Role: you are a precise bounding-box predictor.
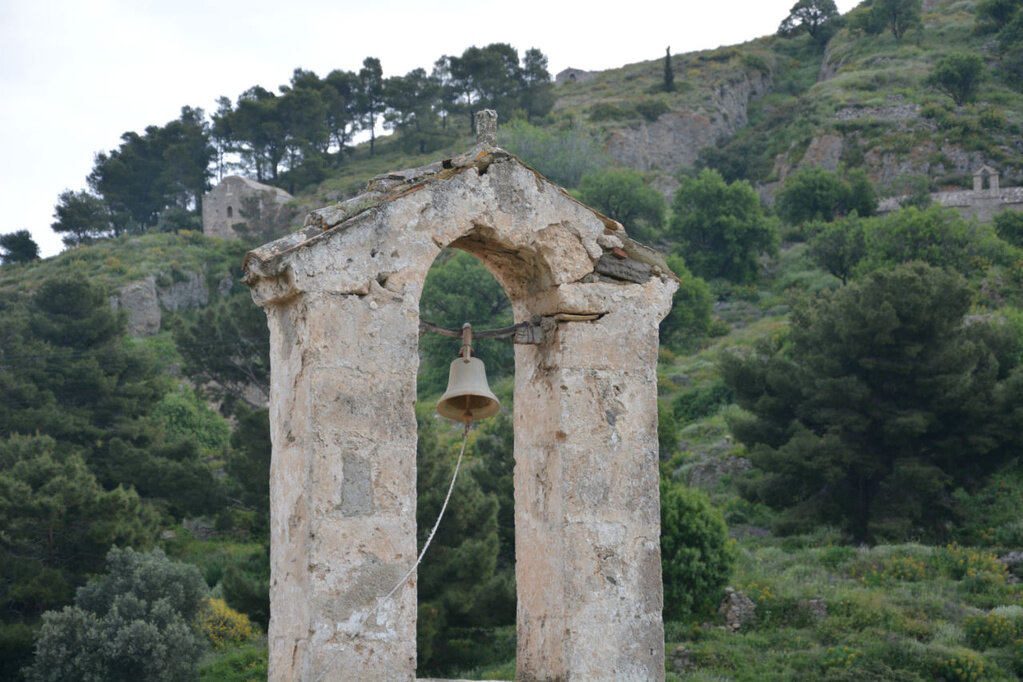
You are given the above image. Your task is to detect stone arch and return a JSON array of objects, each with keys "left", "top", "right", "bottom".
[
  {"left": 973, "top": 164, "right": 1000, "bottom": 192},
  {"left": 244, "top": 131, "right": 677, "bottom": 681}
]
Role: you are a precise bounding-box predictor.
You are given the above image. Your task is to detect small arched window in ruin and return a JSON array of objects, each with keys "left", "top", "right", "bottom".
[{"left": 227, "top": 205, "right": 233, "bottom": 219}]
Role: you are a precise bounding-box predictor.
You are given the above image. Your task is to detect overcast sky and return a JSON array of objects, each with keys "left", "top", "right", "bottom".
[{"left": 1, "top": 0, "right": 859, "bottom": 258}]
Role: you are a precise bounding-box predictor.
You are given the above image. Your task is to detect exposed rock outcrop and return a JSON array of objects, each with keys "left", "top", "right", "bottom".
[
  {"left": 605, "top": 71, "right": 773, "bottom": 189},
  {"left": 111, "top": 277, "right": 161, "bottom": 336},
  {"left": 110, "top": 271, "right": 211, "bottom": 336},
  {"left": 668, "top": 645, "right": 697, "bottom": 673},
  {"left": 158, "top": 271, "right": 209, "bottom": 311},
  {"left": 688, "top": 453, "right": 752, "bottom": 489}
]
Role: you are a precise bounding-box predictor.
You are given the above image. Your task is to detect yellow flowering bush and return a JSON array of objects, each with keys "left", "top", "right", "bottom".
[
  {"left": 937, "top": 650, "right": 984, "bottom": 682},
  {"left": 820, "top": 645, "right": 862, "bottom": 672},
  {"left": 861, "top": 556, "right": 927, "bottom": 585},
  {"left": 964, "top": 611, "right": 1017, "bottom": 649},
  {"left": 195, "top": 597, "right": 259, "bottom": 650},
  {"left": 935, "top": 543, "right": 1010, "bottom": 590}
]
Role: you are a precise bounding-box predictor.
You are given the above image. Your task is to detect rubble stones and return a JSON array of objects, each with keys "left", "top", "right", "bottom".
[{"left": 718, "top": 587, "right": 756, "bottom": 632}]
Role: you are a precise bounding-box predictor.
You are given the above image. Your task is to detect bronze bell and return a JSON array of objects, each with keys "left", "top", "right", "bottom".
[{"left": 436, "top": 324, "right": 500, "bottom": 423}]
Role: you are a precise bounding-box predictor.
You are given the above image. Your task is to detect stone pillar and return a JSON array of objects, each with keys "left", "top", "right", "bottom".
[
  {"left": 514, "top": 283, "right": 669, "bottom": 681},
  {"left": 974, "top": 173, "right": 983, "bottom": 192},
  {"left": 261, "top": 288, "right": 419, "bottom": 682},
  {"left": 990, "top": 171, "right": 1000, "bottom": 191},
  {"left": 475, "top": 109, "right": 498, "bottom": 146}
]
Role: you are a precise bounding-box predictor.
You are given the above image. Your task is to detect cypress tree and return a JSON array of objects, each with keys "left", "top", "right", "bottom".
[{"left": 663, "top": 46, "right": 675, "bottom": 92}]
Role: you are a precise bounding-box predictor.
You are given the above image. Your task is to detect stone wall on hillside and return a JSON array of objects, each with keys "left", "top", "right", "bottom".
[
  {"left": 878, "top": 186, "right": 1023, "bottom": 221},
  {"left": 556, "top": 67, "right": 595, "bottom": 85}
]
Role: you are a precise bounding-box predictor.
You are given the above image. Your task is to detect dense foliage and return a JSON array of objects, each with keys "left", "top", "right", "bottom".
[
  {"left": 849, "top": 0, "right": 922, "bottom": 40},
  {"left": 0, "top": 231, "right": 39, "bottom": 264},
  {"left": 576, "top": 169, "right": 666, "bottom": 242},
  {"left": 926, "top": 53, "right": 987, "bottom": 105},
  {"left": 775, "top": 167, "right": 876, "bottom": 227},
  {"left": 722, "top": 262, "right": 1023, "bottom": 543},
  {"left": 777, "top": 0, "right": 844, "bottom": 48},
  {"left": 669, "top": 169, "right": 779, "bottom": 282},
  {"left": 25, "top": 548, "right": 207, "bottom": 682},
  {"left": 660, "top": 481, "right": 736, "bottom": 620}
]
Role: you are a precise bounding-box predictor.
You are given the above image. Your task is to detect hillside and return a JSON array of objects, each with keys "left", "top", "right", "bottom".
[
  {"left": 546, "top": 0, "right": 1021, "bottom": 199},
  {"left": 2, "top": 1, "right": 1023, "bottom": 680}
]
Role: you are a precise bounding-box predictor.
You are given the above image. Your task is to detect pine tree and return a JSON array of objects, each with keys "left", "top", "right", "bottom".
[
  {"left": 0, "top": 230, "right": 39, "bottom": 264},
  {"left": 722, "top": 263, "right": 1021, "bottom": 543}
]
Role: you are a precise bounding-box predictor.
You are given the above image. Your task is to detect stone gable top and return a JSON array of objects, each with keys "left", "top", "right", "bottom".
[
  {"left": 973, "top": 164, "right": 999, "bottom": 177},
  {"left": 241, "top": 141, "right": 675, "bottom": 307}
]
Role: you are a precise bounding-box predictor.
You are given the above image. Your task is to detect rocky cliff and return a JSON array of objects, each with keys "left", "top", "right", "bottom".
[
  {"left": 110, "top": 271, "right": 216, "bottom": 336},
  {"left": 604, "top": 70, "right": 773, "bottom": 184}
]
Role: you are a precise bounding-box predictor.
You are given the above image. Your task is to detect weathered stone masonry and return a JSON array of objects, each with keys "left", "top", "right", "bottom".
[{"left": 243, "top": 121, "right": 677, "bottom": 681}]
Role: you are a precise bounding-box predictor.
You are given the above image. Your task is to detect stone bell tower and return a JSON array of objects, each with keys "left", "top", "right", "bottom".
[{"left": 243, "top": 112, "right": 677, "bottom": 681}]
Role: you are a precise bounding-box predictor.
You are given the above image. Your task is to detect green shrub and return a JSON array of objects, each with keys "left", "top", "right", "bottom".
[
  {"left": 819, "top": 545, "right": 856, "bottom": 571},
  {"left": 658, "top": 400, "right": 680, "bottom": 458},
  {"left": 934, "top": 543, "right": 1013, "bottom": 601},
  {"left": 863, "top": 556, "right": 927, "bottom": 584},
  {"left": 672, "top": 382, "right": 734, "bottom": 423},
  {"left": 935, "top": 543, "right": 1009, "bottom": 581},
  {"left": 775, "top": 167, "right": 877, "bottom": 226},
  {"left": 741, "top": 53, "right": 771, "bottom": 74},
  {"left": 152, "top": 385, "right": 231, "bottom": 456},
  {"left": 978, "top": 106, "right": 1007, "bottom": 129},
  {"left": 199, "top": 641, "right": 268, "bottom": 682},
  {"left": 994, "top": 210, "right": 1023, "bottom": 248},
  {"left": 660, "top": 481, "right": 737, "bottom": 620},
  {"left": 670, "top": 169, "right": 779, "bottom": 283},
  {"left": 577, "top": 168, "right": 666, "bottom": 242},
  {"left": 25, "top": 548, "right": 207, "bottom": 682},
  {"left": 635, "top": 99, "right": 670, "bottom": 122},
  {"left": 925, "top": 53, "right": 987, "bottom": 105},
  {"left": 820, "top": 645, "right": 863, "bottom": 673},
  {"left": 659, "top": 255, "right": 713, "bottom": 352},
  {"left": 964, "top": 611, "right": 1017, "bottom": 649},
  {"left": 588, "top": 102, "right": 634, "bottom": 122},
  {"left": 936, "top": 650, "right": 985, "bottom": 681},
  {"left": 858, "top": 205, "right": 995, "bottom": 277}
]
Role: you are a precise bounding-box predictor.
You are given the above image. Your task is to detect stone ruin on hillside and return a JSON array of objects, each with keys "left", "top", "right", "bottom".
[
  {"left": 877, "top": 163, "right": 1023, "bottom": 222},
  {"left": 242, "top": 111, "right": 678, "bottom": 681},
  {"left": 203, "top": 175, "right": 293, "bottom": 240}
]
